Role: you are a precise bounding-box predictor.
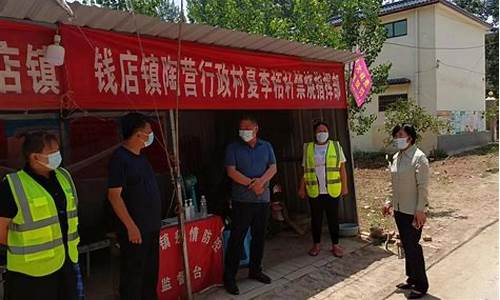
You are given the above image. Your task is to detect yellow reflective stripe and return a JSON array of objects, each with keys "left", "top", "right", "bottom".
[
  {"left": 57, "top": 168, "right": 78, "bottom": 207},
  {"left": 332, "top": 141, "right": 340, "bottom": 168},
  {"left": 9, "top": 216, "right": 59, "bottom": 232},
  {"left": 305, "top": 180, "right": 318, "bottom": 185},
  {"left": 326, "top": 167, "right": 340, "bottom": 172},
  {"left": 7, "top": 173, "right": 33, "bottom": 223},
  {"left": 8, "top": 238, "right": 63, "bottom": 255}
]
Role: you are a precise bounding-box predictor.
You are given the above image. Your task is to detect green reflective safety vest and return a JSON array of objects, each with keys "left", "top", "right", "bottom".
[
  {"left": 6, "top": 168, "right": 79, "bottom": 277},
  {"left": 304, "top": 140, "right": 342, "bottom": 198}
]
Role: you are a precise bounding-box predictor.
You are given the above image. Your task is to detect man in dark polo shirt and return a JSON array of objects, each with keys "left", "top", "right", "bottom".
[
  {"left": 107, "top": 113, "right": 162, "bottom": 300},
  {"left": 223, "top": 116, "right": 277, "bottom": 295}
]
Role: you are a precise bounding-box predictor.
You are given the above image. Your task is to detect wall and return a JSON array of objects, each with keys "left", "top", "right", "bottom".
[
  {"left": 437, "top": 132, "right": 491, "bottom": 154},
  {"left": 351, "top": 84, "right": 410, "bottom": 153},
  {"left": 433, "top": 5, "right": 488, "bottom": 146},
  {"left": 352, "top": 6, "right": 438, "bottom": 153},
  {"left": 352, "top": 3, "right": 489, "bottom": 153},
  {"left": 435, "top": 5, "right": 487, "bottom": 113}
]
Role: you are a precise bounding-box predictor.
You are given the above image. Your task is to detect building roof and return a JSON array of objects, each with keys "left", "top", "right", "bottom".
[
  {"left": 0, "top": 0, "right": 360, "bottom": 64},
  {"left": 387, "top": 77, "right": 411, "bottom": 85},
  {"left": 331, "top": 0, "right": 491, "bottom": 29}
]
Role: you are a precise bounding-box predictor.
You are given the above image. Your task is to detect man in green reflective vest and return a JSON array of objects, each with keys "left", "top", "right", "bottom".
[{"left": 0, "top": 131, "right": 81, "bottom": 300}]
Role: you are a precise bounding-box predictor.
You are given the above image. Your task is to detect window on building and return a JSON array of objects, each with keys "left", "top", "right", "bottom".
[
  {"left": 384, "top": 19, "right": 407, "bottom": 38},
  {"left": 379, "top": 94, "right": 408, "bottom": 112}
]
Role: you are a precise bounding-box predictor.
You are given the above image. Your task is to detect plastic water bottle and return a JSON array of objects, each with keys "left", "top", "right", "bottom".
[
  {"left": 189, "top": 198, "right": 198, "bottom": 220},
  {"left": 200, "top": 195, "right": 208, "bottom": 217},
  {"left": 185, "top": 198, "right": 193, "bottom": 220}
]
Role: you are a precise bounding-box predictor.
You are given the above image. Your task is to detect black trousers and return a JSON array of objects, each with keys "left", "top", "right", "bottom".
[
  {"left": 309, "top": 194, "right": 340, "bottom": 245},
  {"left": 224, "top": 201, "right": 269, "bottom": 284},
  {"left": 118, "top": 231, "right": 160, "bottom": 300},
  {"left": 4, "top": 258, "right": 78, "bottom": 300},
  {"left": 394, "top": 211, "right": 429, "bottom": 294}
]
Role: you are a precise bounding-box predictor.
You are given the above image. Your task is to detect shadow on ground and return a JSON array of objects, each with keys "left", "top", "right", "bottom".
[
  {"left": 253, "top": 244, "right": 393, "bottom": 300},
  {"left": 427, "top": 209, "right": 468, "bottom": 220},
  {"left": 83, "top": 227, "right": 393, "bottom": 300}
]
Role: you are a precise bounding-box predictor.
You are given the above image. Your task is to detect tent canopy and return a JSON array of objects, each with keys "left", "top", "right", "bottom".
[
  {"left": 0, "top": 0, "right": 360, "bottom": 63},
  {"left": 0, "top": 0, "right": 359, "bottom": 111}
]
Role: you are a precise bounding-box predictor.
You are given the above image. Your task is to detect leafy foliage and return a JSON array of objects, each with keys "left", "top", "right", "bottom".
[
  {"left": 188, "top": 0, "right": 389, "bottom": 135},
  {"left": 383, "top": 99, "right": 451, "bottom": 144},
  {"left": 84, "top": 0, "right": 181, "bottom": 21}
]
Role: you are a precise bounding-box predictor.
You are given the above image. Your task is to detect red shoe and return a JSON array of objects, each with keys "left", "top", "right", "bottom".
[{"left": 332, "top": 245, "right": 344, "bottom": 257}]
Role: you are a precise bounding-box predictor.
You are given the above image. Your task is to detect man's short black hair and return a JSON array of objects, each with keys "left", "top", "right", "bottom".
[
  {"left": 17, "top": 131, "right": 59, "bottom": 161},
  {"left": 313, "top": 121, "right": 329, "bottom": 132},
  {"left": 121, "top": 113, "right": 152, "bottom": 140},
  {"left": 239, "top": 115, "right": 258, "bottom": 126},
  {"left": 392, "top": 123, "right": 417, "bottom": 145}
]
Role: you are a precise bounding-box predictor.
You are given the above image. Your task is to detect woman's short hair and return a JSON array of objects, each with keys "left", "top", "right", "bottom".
[
  {"left": 392, "top": 123, "right": 417, "bottom": 144},
  {"left": 313, "top": 121, "right": 329, "bottom": 132},
  {"left": 17, "top": 131, "right": 59, "bottom": 161}
]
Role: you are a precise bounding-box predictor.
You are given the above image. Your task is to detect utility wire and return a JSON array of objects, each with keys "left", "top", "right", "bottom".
[{"left": 384, "top": 40, "right": 498, "bottom": 50}]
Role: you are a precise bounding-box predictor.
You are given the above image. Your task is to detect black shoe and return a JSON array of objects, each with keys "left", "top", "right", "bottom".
[
  {"left": 407, "top": 290, "right": 426, "bottom": 299},
  {"left": 224, "top": 282, "right": 240, "bottom": 295},
  {"left": 396, "top": 283, "right": 414, "bottom": 290},
  {"left": 249, "top": 272, "right": 272, "bottom": 284}
]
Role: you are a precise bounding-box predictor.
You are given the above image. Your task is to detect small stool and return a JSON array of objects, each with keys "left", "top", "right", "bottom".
[{"left": 78, "top": 239, "right": 111, "bottom": 277}]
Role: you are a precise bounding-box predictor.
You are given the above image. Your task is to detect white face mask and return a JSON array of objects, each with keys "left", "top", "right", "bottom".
[
  {"left": 239, "top": 130, "right": 254, "bottom": 143},
  {"left": 144, "top": 132, "right": 154, "bottom": 147},
  {"left": 38, "top": 151, "right": 62, "bottom": 170},
  {"left": 316, "top": 132, "right": 329, "bottom": 144},
  {"left": 394, "top": 138, "right": 410, "bottom": 150}
]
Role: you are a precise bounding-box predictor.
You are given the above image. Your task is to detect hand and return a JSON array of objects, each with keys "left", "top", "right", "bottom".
[
  {"left": 247, "top": 178, "right": 257, "bottom": 189},
  {"left": 382, "top": 203, "right": 393, "bottom": 217},
  {"left": 341, "top": 186, "right": 349, "bottom": 196},
  {"left": 127, "top": 223, "right": 142, "bottom": 244},
  {"left": 298, "top": 186, "right": 306, "bottom": 200},
  {"left": 414, "top": 211, "right": 427, "bottom": 229},
  {"left": 252, "top": 182, "right": 265, "bottom": 196},
  {"left": 249, "top": 178, "right": 265, "bottom": 196}
]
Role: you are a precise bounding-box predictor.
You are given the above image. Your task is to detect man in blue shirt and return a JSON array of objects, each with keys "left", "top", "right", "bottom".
[{"left": 223, "top": 116, "right": 277, "bottom": 295}]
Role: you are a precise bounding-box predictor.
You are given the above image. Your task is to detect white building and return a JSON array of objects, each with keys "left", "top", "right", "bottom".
[{"left": 336, "top": 0, "right": 491, "bottom": 154}]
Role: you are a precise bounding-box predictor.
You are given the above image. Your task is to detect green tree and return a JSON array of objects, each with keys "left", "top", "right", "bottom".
[
  {"left": 187, "top": 0, "right": 341, "bottom": 46},
  {"left": 383, "top": 99, "right": 451, "bottom": 144},
  {"left": 188, "top": 0, "right": 389, "bottom": 135},
  {"left": 84, "top": 0, "right": 181, "bottom": 21},
  {"left": 329, "top": 1, "right": 391, "bottom": 135}
]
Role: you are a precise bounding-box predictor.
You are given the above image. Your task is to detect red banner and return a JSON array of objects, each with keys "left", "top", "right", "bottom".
[
  {"left": 0, "top": 20, "right": 63, "bottom": 110},
  {"left": 60, "top": 24, "right": 346, "bottom": 110},
  {"left": 158, "top": 216, "right": 224, "bottom": 300}
]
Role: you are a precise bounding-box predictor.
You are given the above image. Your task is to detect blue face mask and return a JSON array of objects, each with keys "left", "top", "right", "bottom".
[
  {"left": 39, "top": 151, "right": 62, "bottom": 170},
  {"left": 144, "top": 132, "right": 154, "bottom": 147}
]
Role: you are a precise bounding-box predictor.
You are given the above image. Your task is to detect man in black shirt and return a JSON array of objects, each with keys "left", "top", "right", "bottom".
[
  {"left": 0, "top": 131, "right": 81, "bottom": 300},
  {"left": 108, "top": 113, "right": 162, "bottom": 300}
]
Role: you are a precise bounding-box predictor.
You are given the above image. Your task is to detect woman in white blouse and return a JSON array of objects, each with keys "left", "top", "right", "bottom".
[
  {"left": 383, "top": 123, "right": 430, "bottom": 299},
  {"left": 298, "top": 122, "right": 349, "bottom": 257}
]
